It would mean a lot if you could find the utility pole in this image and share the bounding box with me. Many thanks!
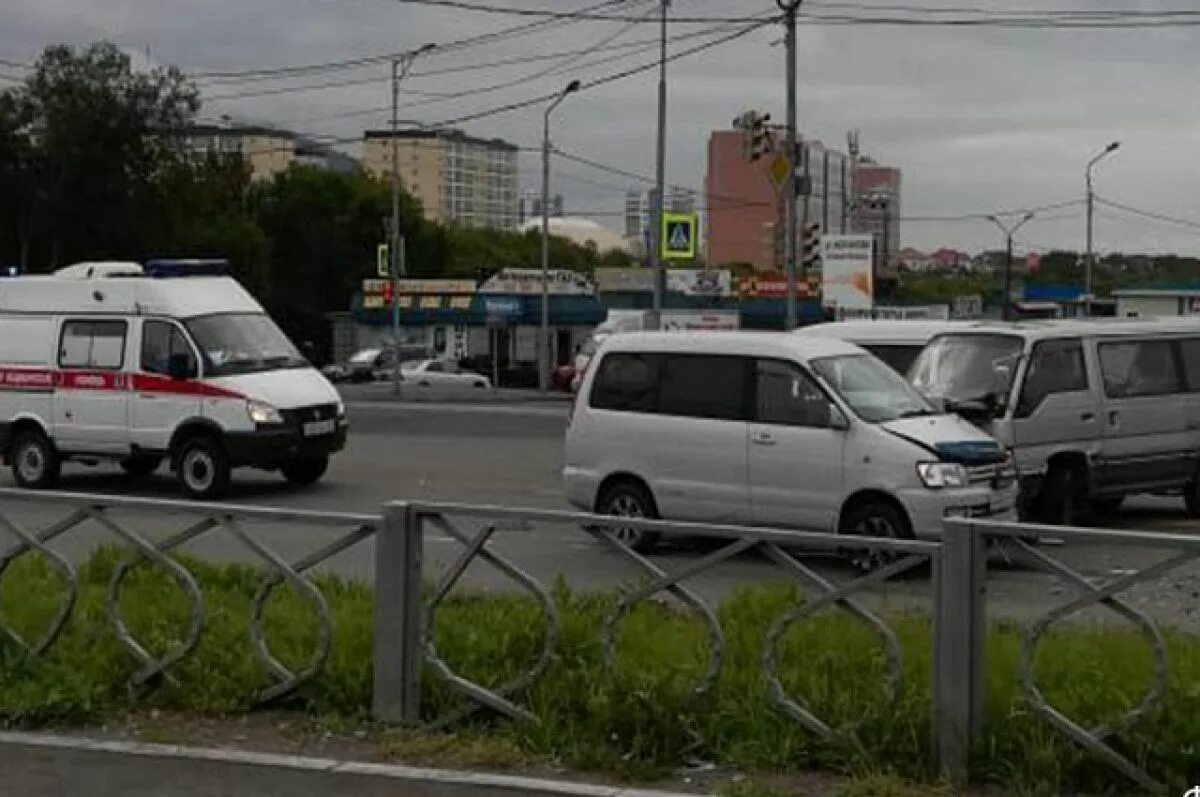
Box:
[987,212,1035,322]
[390,43,434,395]
[1085,141,1120,315]
[540,80,581,394]
[778,0,803,330]
[648,0,670,331]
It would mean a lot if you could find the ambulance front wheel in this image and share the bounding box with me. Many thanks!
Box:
[281,456,329,486]
[175,435,231,500]
[10,428,60,490]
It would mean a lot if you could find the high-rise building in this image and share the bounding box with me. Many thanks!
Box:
[852,163,903,283]
[705,127,861,270]
[623,187,698,257]
[361,129,519,230]
[179,125,297,181]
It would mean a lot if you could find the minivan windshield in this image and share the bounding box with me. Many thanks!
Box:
[811,354,935,423]
[185,313,307,376]
[910,333,1023,407]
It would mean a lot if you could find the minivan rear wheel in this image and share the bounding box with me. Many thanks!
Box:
[1185,478,1200,519]
[596,481,660,554]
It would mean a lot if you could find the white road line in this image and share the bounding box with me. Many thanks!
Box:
[0,731,703,797]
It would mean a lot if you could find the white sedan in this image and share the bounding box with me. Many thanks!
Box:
[401,359,492,389]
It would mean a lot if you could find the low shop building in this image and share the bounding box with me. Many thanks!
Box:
[1114,287,1200,318]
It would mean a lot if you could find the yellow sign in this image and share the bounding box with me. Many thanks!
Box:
[661,212,698,261]
[766,153,791,194]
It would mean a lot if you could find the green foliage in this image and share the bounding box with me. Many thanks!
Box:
[2,549,1199,795]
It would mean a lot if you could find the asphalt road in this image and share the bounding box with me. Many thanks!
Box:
[0,399,1198,626]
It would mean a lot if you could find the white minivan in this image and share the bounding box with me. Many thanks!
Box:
[564,331,1017,554]
[795,319,970,375]
[0,261,347,498]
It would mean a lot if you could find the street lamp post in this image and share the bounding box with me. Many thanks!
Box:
[1085,141,1120,313]
[540,79,581,394]
[390,42,435,396]
[648,0,669,331]
[987,212,1035,321]
[777,0,804,330]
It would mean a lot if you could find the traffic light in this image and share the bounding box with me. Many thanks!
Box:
[735,111,771,162]
[377,243,390,278]
[801,223,822,273]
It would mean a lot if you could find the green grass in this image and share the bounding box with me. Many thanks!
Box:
[1,548,1199,795]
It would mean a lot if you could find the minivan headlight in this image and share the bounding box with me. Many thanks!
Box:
[917,461,968,489]
[247,399,283,425]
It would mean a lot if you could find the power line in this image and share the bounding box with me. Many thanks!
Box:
[1095,196,1200,232]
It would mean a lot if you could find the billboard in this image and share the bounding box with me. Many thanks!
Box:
[479,268,594,296]
[821,234,874,310]
[667,269,732,297]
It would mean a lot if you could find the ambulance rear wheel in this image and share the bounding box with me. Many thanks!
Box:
[11,429,60,490]
[175,436,231,500]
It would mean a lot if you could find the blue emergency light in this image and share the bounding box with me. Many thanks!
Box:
[144,259,230,278]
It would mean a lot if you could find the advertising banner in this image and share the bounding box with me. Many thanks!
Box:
[595,267,655,293]
[821,234,874,310]
[479,268,594,296]
[666,269,732,297]
[737,272,819,299]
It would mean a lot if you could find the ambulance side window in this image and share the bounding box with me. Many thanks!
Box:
[60,320,127,370]
[141,320,198,378]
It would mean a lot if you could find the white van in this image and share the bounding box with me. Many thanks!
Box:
[0,261,346,498]
[564,331,1016,554]
[795,319,970,375]
[909,318,1200,522]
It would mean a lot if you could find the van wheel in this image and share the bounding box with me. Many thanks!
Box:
[120,456,162,478]
[1186,478,1200,519]
[10,429,60,490]
[1038,464,1084,526]
[596,481,660,554]
[839,499,911,572]
[281,456,329,486]
[175,436,231,500]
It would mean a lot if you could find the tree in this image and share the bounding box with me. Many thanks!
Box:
[0,43,198,269]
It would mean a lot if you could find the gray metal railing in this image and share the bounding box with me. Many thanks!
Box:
[1,487,1193,792]
[0,488,379,702]
[944,517,1200,794]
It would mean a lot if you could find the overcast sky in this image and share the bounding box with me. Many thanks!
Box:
[3,0,1199,256]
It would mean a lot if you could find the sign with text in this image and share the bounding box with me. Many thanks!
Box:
[821,234,874,310]
[595,267,655,293]
[667,269,732,297]
[479,268,594,296]
[737,272,819,299]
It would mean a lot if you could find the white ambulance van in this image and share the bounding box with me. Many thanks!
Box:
[0,260,347,498]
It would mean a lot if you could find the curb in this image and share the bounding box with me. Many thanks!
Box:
[0,731,706,797]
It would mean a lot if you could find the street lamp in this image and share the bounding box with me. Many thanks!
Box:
[987,211,1035,321]
[1085,140,1120,312]
[540,79,581,394]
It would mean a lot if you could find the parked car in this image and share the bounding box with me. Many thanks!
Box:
[401,359,492,389]
[564,331,1016,557]
[909,317,1200,523]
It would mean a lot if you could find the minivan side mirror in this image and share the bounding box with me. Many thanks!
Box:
[167,353,193,380]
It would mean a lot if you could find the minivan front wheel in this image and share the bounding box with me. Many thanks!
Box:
[839,499,911,572]
[1186,477,1200,518]
[1039,464,1084,526]
[175,436,231,500]
[596,481,660,554]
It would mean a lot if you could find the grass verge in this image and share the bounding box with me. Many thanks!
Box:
[1,548,1198,795]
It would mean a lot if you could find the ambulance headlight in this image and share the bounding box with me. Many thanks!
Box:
[247,399,283,425]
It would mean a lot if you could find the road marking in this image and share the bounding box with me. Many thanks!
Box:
[0,731,704,797]
[346,402,566,418]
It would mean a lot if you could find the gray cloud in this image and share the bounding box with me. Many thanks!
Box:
[2,0,1199,255]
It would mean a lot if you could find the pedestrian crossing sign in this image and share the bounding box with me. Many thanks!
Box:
[661,212,697,261]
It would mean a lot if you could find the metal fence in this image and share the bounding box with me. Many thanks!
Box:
[0,488,1194,792]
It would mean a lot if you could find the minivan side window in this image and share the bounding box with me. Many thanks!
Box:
[141,320,198,377]
[59,320,127,370]
[590,352,660,412]
[1014,338,1087,418]
[1180,339,1200,392]
[658,355,749,421]
[756,360,832,427]
[1099,340,1180,398]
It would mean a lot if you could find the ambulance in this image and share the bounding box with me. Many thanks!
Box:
[0,260,347,498]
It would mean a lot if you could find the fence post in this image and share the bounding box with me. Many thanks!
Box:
[373,501,423,724]
[932,518,987,781]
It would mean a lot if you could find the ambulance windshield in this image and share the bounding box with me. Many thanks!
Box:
[185,313,307,376]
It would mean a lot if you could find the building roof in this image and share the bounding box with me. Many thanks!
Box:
[183,124,297,140]
[1113,287,1200,298]
[363,127,518,151]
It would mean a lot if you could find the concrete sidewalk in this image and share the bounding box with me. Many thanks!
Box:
[0,733,696,797]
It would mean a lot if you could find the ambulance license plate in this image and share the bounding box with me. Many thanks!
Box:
[303,420,336,437]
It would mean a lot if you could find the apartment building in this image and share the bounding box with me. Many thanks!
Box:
[180,125,297,181]
[362,129,519,230]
